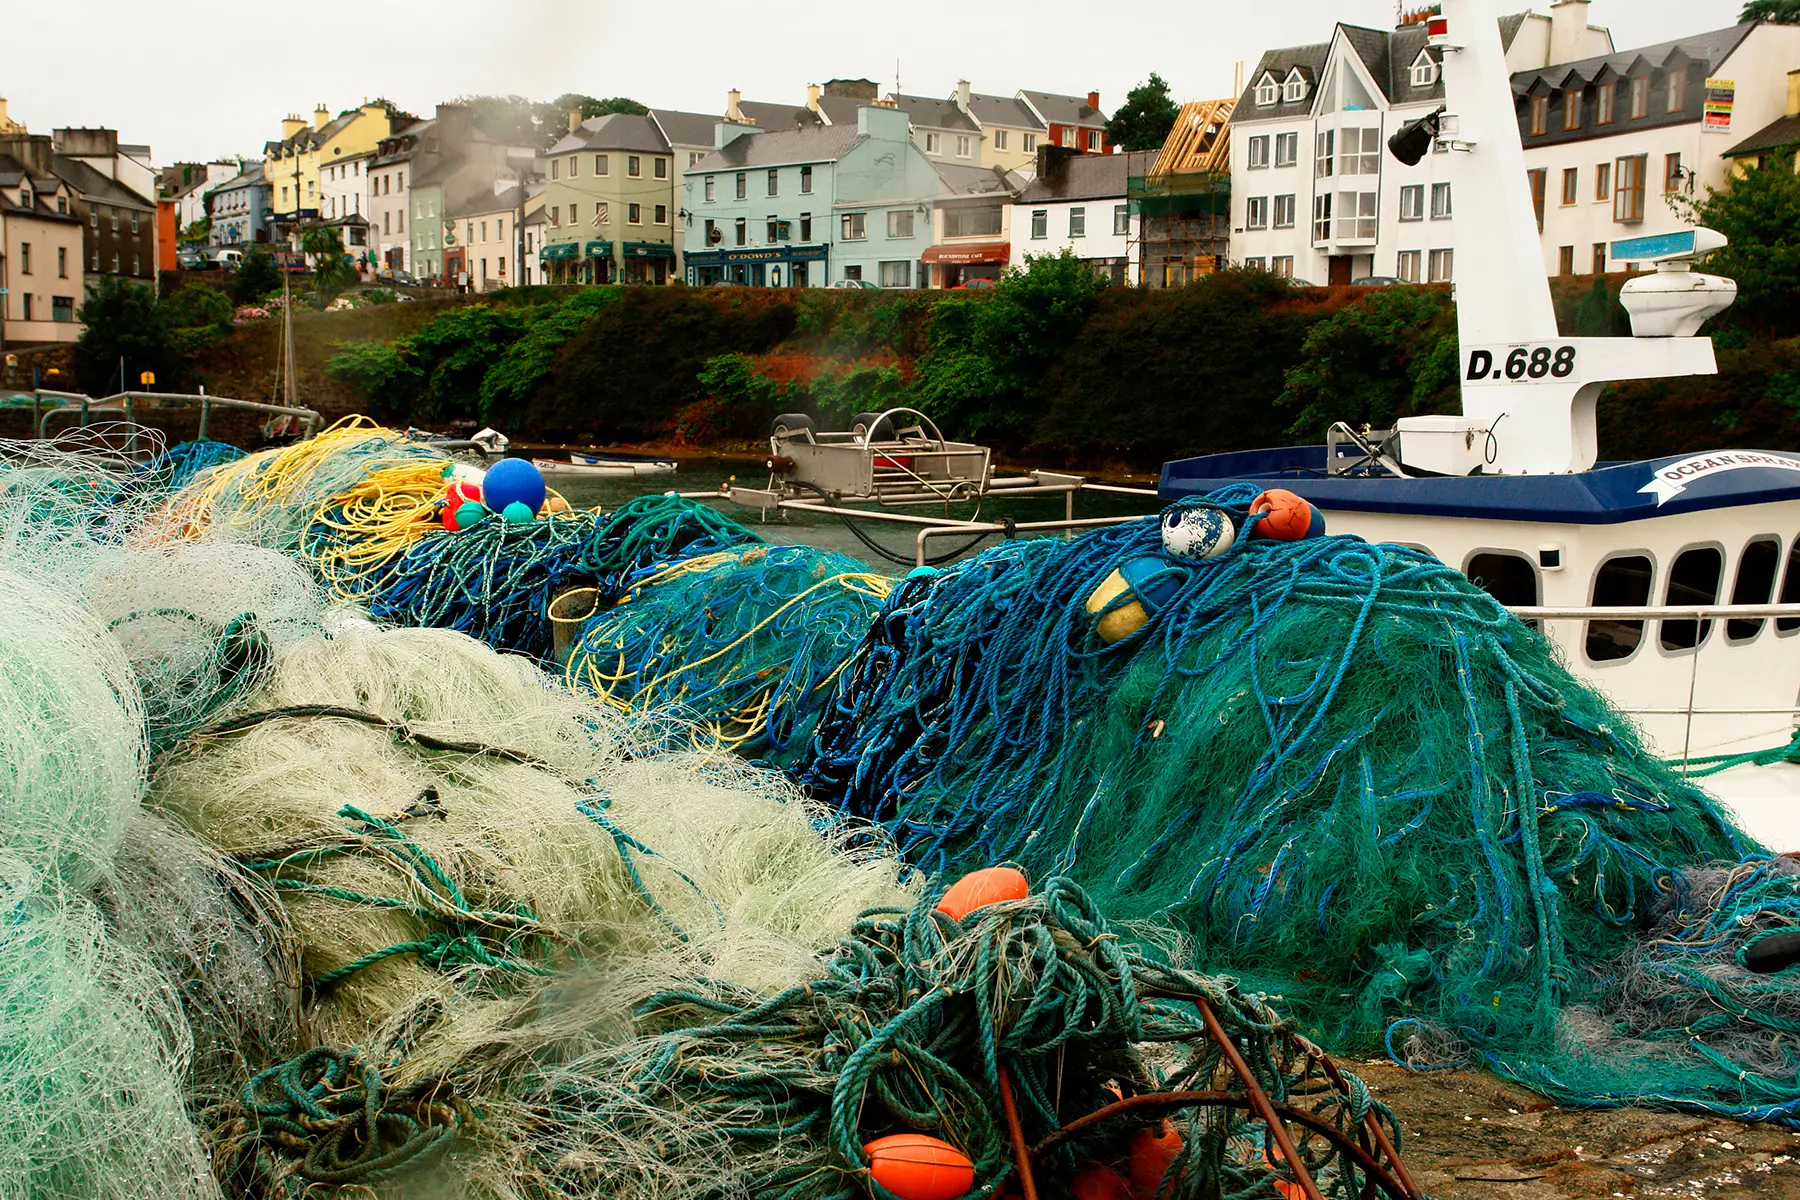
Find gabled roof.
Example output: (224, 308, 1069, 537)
(1510, 24, 1755, 97)
(964, 92, 1043, 131)
(213, 163, 265, 191)
(548, 113, 670, 155)
(649, 108, 718, 148)
(815, 96, 864, 126)
(890, 93, 980, 133)
(1724, 112, 1800, 159)
(932, 161, 1015, 197)
(689, 125, 863, 173)
(1016, 153, 1130, 203)
(51, 154, 154, 209)
(0, 155, 79, 222)
(736, 100, 821, 132)
(1236, 42, 1330, 119)
(1019, 90, 1110, 127)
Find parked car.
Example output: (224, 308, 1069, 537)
(951, 278, 996, 291)
(211, 249, 243, 272)
(1350, 276, 1406, 287)
(176, 249, 210, 270)
(831, 279, 880, 290)
(376, 268, 420, 287)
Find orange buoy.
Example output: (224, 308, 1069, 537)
(1249, 490, 1318, 541)
(1126, 1124, 1182, 1195)
(1070, 1164, 1132, 1200)
(543, 495, 571, 514)
(445, 480, 484, 509)
(864, 1134, 975, 1200)
(935, 867, 1029, 922)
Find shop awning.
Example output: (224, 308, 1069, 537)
(622, 241, 675, 259)
(540, 241, 578, 260)
(921, 242, 1010, 265)
(585, 240, 613, 257)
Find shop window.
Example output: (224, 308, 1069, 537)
(1465, 552, 1540, 608)
(1587, 554, 1653, 662)
(1661, 546, 1723, 651)
(1728, 538, 1781, 642)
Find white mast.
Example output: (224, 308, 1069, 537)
(1390, 0, 1732, 477)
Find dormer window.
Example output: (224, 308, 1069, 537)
(1255, 74, 1280, 106)
(18, 187, 29, 209)
(1283, 69, 1309, 104)
(1410, 50, 1439, 88)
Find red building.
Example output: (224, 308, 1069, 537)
(1020, 90, 1114, 156)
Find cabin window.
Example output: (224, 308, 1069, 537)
(1465, 551, 1540, 608)
(1728, 538, 1781, 642)
(1776, 542, 1800, 633)
(1586, 554, 1653, 662)
(1661, 545, 1723, 651)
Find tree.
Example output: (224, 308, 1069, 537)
(1105, 74, 1181, 152)
(1279, 287, 1461, 436)
(1741, 0, 1800, 22)
(70, 278, 233, 393)
(233, 248, 281, 305)
(1679, 153, 1800, 337)
(300, 226, 357, 307)
(461, 94, 649, 152)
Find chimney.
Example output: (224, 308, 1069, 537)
(281, 114, 305, 138)
(807, 83, 822, 112)
(714, 119, 760, 150)
(568, 108, 583, 133)
(313, 104, 330, 130)
(1548, 0, 1592, 66)
(858, 103, 912, 141)
(0, 97, 18, 134)
(1035, 143, 1079, 180)
(1087, 90, 1102, 112)
(1789, 69, 1800, 117)
(955, 80, 972, 112)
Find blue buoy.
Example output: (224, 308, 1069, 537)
(483, 458, 546, 515)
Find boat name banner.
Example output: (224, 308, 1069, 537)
(1639, 451, 1800, 506)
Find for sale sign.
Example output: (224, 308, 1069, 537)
(1704, 78, 1736, 133)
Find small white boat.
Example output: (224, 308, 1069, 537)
(533, 455, 678, 479)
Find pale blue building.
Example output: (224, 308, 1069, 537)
(681, 104, 938, 287)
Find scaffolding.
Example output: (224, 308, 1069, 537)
(1129, 99, 1235, 288)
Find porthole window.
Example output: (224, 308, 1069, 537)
(1465, 552, 1540, 607)
(1661, 545, 1723, 652)
(1777, 541, 1800, 634)
(1727, 537, 1780, 643)
(1587, 553, 1653, 662)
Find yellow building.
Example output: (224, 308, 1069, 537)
(263, 102, 393, 231)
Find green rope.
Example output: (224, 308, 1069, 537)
(1672, 727, 1800, 778)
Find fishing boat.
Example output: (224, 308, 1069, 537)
(533, 453, 678, 479)
(1159, 0, 1800, 844)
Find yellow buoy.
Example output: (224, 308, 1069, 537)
(1085, 568, 1150, 644)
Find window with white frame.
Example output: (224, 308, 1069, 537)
(1273, 194, 1296, 228)
(1397, 249, 1422, 282)
(1428, 248, 1454, 282)
(994, 130, 1009, 151)
(1255, 74, 1280, 106)
(1335, 190, 1377, 240)
(1275, 132, 1299, 167)
(841, 212, 867, 240)
(1069, 207, 1086, 237)
(1030, 209, 1047, 239)
(956, 135, 973, 158)
(1312, 193, 1332, 241)
(924, 132, 941, 154)
(1086, 130, 1100, 152)
(1272, 255, 1294, 278)
(1113, 204, 1129, 235)
(1244, 256, 1267, 270)
(1431, 182, 1452, 219)
(705, 176, 716, 202)
(1282, 69, 1308, 103)
(887, 209, 914, 238)
(879, 260, 911, 288)
(1399, 184, 1425, 221)
(1339, 127, 1380, 176)
(945, 205, 1003, 237)
(1410, 51, 1439, 88)
(1247, 136, 1270, 169)
(1315, 129, 1335, 179)
(1022, 133, 1037, 152)
(1245, 196, 1269, 229)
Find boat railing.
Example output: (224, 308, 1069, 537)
(30, 389, 322, 447)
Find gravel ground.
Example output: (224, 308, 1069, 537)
(1357, 1062, 1800, 1198)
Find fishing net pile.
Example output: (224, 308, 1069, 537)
(778, 487, 1800, 1124)
(565, 543, 892, 762)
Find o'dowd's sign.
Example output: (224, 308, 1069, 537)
(1639, 451, 1800, 505)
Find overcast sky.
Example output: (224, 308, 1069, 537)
(4, 0, 1750, 163)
